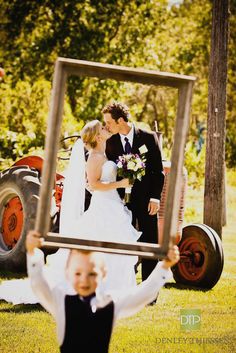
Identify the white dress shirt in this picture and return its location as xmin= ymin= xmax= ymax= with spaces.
xmin=27 ymin=249 xmax=172 ymax=346
xmin=119 ymin=124 xmax=135 ymax=151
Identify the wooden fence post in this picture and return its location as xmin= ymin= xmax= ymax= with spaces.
xmin=204 ymin=0 xmax=229 ymax=238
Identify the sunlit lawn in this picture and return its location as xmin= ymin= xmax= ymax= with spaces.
xmin=0 ymin=173 xmax=236 ymax=353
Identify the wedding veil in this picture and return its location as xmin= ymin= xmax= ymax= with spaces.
xmin=44 ymin=138 xmax=86 ymax=283
xmin=59 ymin=137 xmax=86 ymax=236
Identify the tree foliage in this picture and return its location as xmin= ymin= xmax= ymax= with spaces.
xmin=0 ymin=0 xmax=235 ymax=174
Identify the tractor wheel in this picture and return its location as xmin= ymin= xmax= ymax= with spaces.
xmin=172 ymin=223 xmax=224 ymax=290
xmin=203 ymin=223 xmax=224 ymax=276
xmin=0 ymin=166 xmax=41 ymax=272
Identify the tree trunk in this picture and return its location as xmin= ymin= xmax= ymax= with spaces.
xmin=204 ymin=0 xmax=229 ymax=238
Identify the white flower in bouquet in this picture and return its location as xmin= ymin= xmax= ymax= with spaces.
xmin=127 ymin=161 xmax=136 ymax=170
xmin=117 ymin=161 xmax=123 ymax=168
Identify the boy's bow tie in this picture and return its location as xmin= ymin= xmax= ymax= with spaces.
xmin=81 ymin=293 xmax=96 ymax=305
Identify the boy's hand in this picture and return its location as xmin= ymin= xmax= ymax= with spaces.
xmin=162 ymin=245 xmax=180 ymax=269
xmin=26 ymin=230 xmax=43 ymax=255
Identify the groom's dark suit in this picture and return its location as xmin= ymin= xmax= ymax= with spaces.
xmin=106 ymin=126 xmax=164 ymax=282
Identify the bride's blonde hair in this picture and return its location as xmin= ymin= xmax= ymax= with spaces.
xmin=80 ymin=120 xmax=101 ymax=149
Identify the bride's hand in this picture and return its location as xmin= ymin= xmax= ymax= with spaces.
xmin=119 ymin=178 xmax=132 ymax=188
xmin=86 ymin=181 xmax=93 ymax=193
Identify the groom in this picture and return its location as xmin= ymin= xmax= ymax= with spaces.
xmin=102 ymin=102 xmax=164 ymax=298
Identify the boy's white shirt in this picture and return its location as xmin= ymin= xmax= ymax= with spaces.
xmin=27 ymin=249 xmax=173 ymax=346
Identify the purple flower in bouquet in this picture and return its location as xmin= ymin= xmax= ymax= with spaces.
xmin=116 ymin=152 xmax=146 ymax=203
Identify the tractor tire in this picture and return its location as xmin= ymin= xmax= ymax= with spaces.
xmin=203 ymin=224 xmax=224 ymax=277
xmin=0 ymin=166 xmax=41 ymax=272
xmin=172 ymin=223 xmax=224 ymax=290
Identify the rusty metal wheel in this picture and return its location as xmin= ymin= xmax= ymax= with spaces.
xmin=172 ymin=224 xmax=224 ymax=289
xmin=0 ymin=166 xmax=41 ymax=272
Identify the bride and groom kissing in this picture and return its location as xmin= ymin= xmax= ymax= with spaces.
xmin=65 ymin=100 xmax=165 ymax=298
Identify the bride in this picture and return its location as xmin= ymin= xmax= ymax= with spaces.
xmin=0 ymin=120 xmax=141 ymax=304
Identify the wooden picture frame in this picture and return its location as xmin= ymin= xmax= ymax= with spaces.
xmin=35 ymin=58 xmax=195 ymax=259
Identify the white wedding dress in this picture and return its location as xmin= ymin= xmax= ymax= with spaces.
xmin=69 ymin=160 xmax=141 ymax=294
xmin=0 ymin=142 xmax=141 ymax=305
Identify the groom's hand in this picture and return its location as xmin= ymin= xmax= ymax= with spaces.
xmin=148 ymin=200 xmax=160 ymax=215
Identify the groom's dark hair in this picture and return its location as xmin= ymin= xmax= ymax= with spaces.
xmin=102 ymin=101 xmax=130 ymax=122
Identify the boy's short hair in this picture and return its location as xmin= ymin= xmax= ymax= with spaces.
xmin=66 ymin=249 xmax=106 ymax=270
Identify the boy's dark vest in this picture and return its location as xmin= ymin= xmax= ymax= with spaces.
xmin=60 ymin=295 xmax=114 ymax=353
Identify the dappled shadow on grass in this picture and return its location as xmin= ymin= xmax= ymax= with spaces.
xmin=0 ymin=301 xmax=46 ymax=313
xmin=164 ymin=282 xmax=210 ymax=292
xmin=0 ymin=271 xmax=26 ymax=280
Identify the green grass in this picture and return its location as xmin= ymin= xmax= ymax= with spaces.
xmin=1 ymin=174 xmax=236 ymax=353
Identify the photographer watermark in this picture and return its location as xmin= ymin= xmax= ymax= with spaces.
xmin=180 ymin=309 xmax=201 ymax=331
xmin=154 ymin=337 xmax=231 ymax=345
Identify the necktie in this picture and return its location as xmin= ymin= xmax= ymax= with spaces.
xmin=124 ymin=137 xmax=132 ymax=154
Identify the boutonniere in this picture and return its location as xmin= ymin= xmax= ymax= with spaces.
xmin=139 ymin=144 xmax=148 ymax=154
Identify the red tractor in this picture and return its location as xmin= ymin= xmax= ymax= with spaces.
xmin=0 ymin=137 xmax=224 ymax=290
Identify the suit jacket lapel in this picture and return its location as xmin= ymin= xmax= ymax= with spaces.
xmin=109 ymin=127 xmax=142 ymax=157
xmin=132 ymin=126 xmax=141 ymax=154
xmin=113 ymin=134 xmax=124 ymax=156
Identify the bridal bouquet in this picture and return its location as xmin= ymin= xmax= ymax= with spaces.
xmin=116 ymin=150 xmax=146 ymax=203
